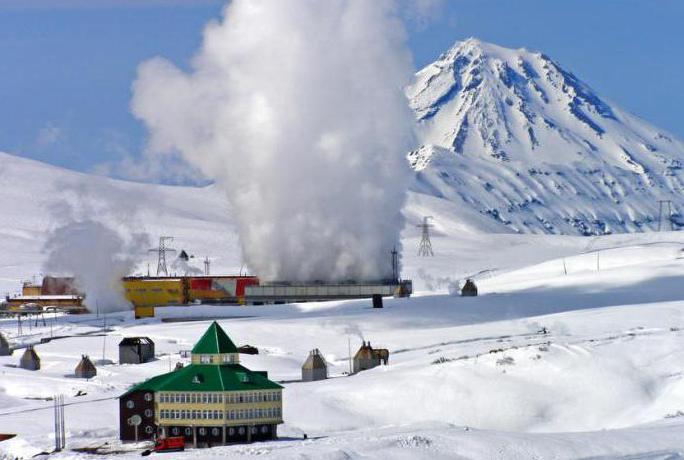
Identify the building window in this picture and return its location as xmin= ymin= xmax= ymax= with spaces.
xmin=229 ymin=410 xmax=235 ymax=420
xmin=126 ymin=400 xmax=134 ymax=409
xmin=200 ymin=355 xmax=211 ymax=364
xmin=144 ymin=393 xmax=153 ymax=402
xmin=190 ymin=393 xmax=196 ymax=404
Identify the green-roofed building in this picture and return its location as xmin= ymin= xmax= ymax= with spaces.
xmin=119 ymin=321 xmax=283 ymax=447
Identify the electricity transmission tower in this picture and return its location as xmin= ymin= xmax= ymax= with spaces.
xmin=417 ymin=216 xmax=435 ymax=257
xmin=149 ymin=236 xmax=176 ymax=276
xmin=658 ymin=200 xmax=674 ymax=232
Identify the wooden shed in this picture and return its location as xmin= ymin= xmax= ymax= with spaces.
xmin=119 ymin=337 xmax=155 ymax=364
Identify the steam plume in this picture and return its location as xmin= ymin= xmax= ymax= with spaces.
xmin=43 ymin=220 xmax=149 ymax=313
xmin=132 ymin=0 xmax=416 ymax=282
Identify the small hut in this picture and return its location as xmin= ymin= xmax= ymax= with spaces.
xmin=75 ymin=355 xmax=97 ymax=379
xmin=20 ymin=346 xmax=40 ymax=371
xmin=302 ymin=349 xmax=327 ymax=381
xmin=353 ymin=341 xmax=389 ymax=374
xmin=461 ymin=279 xmax=478 ymax=297
xmin=0 ymin=332 xmax=11 ymax=356
xmin=118 ymin=337 xmax=155 ymax=364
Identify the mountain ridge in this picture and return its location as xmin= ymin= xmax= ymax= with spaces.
xmin=407 ymin=38 xmax=684 ymax=235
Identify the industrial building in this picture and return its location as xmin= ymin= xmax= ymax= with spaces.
xmin=244 ymin=280 xmax=412 ymax=305
xmin=119 ymin=322 xmax=283 ymax=446
xmin=125 ymin=276 xmax=259 ymax=318
xmin=301 ymin=349 xmax=327 ymax=381
xmin=119 ymin=337 xmax=155 ymax=364
xmin=353 ymin=341 xmax=389 ymax=374
xmin=3 ymin=277 xmax=85 ymax=313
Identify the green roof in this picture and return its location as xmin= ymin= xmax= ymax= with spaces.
xmin=124 ymin=363 xmax=283 ymax=395
xmin=191 ymin=321 xmax=238 ymax=355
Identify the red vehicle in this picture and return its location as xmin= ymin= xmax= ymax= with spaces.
xmin=142 ymin=436 xmax=185 ymax=456
xmin=155 ymin=436 xmax=185 ymax=453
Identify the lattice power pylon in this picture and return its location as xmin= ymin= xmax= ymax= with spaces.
xmin=658 ymin=200 xmax=674 ymax=232
xmin=149 ymin=236 xmax=176 ymax=276
xmin=417 ymin=216 xmax=435 ymax=257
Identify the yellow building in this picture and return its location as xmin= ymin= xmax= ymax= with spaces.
xmin=119 ymin=322 xmax=283 ymax=446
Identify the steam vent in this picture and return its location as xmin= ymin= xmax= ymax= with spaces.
xmin=119 ymin=322 xmax=283 ymax=447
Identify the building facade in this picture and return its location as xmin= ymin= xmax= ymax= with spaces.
xmin=120 ymin=322 xmax=283 ymax=447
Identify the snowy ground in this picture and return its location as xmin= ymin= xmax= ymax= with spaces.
xmin=2 ymin=153 xmax=684 ymax=459
xmin=2 ymin=233 xmax=684 ymax=459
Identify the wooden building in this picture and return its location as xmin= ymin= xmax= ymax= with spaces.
xmin=119 ymin=322 xmax=283 ymax=447
xmin=353 ymin=341 xmax=389 ymax=374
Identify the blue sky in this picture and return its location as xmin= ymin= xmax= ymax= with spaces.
xmin=1 ymin=0 xmax=683 ymax=182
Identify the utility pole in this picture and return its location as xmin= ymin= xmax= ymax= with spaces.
xmin=148 ymin=236 xmax=177 ymax=277
xmin=53 ymin=394 xmax=65 ymax=451
xmin=204 ymin=257 xmax=211 ymax=276
xmin=658 ymin=200 xmax=674 ymax=232
xmin=417 ymin=216 xmax=435 ymax=257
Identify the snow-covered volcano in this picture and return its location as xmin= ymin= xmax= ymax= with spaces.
xmin=407 ymin=39 xmax=684 ymax=235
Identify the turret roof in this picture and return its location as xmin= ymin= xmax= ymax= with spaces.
xmin=191 ymin=321 xmax=238 ymax=355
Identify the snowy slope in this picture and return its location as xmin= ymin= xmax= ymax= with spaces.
xmin=2 ymin=237 xmax=684 ymax=459
xmin=407 ymin=39 xmax=684 ymax=235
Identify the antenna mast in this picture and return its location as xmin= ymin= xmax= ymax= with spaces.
xmin=417 ymin=216 xmax=435 ymax=257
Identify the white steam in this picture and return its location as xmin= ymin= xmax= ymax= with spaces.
xmin=43 ymin=220 xmax=149 ymax=313
xmin=132 ymin=0 xmax=416 ymax=282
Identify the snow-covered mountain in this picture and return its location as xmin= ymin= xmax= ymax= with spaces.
xmin=407 ymin=38 xmax=684 ymax=235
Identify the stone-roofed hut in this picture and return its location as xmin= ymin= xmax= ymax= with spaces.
xmin=20 ymin=345 xmax=40 ymax=371
xmin=119 ymin=337 xmax=155 ymax=364
xmin=75 ymin=355 xmax=97 ymax=379
xmin=301 ymin=349 xmax=327 ymax=381
xmin=119 ymin=321 xmax=283 ymax=447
